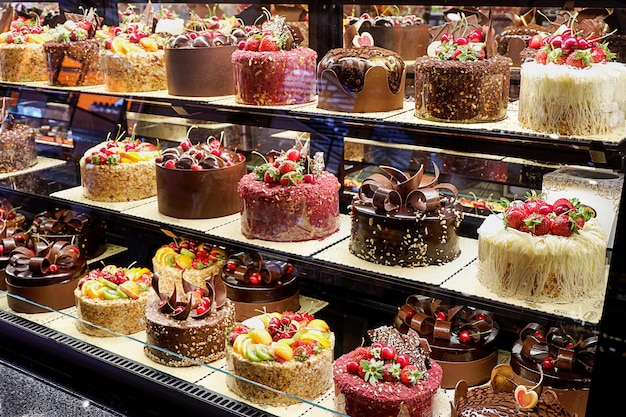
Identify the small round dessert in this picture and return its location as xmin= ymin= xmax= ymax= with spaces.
xmin=6 ymin=241 xmax=88 ymax=313
xmin=349 ymin=163 xmax=462 ymax=267
xmin=74 ymin=266 xmax=156 ymax=337
xmin=0 ymin=28 xmax=52 ymax=82
xmin=222 ymin=252 xmax=299 ymax=321
xmin=155 ymin=135 xmax=246 ymax=219
xmin=0 ymin=115 xmax=37 ymax=174
xmin=334 ymin=326 xmax=443 ymax=417
xmin=225 ymin=311 xmax=334 ymax=406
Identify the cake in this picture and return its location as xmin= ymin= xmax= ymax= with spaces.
xmin=510 ymin=323 xmax=596 ymax=417
xmin=225 ymin=311 xmax=334 ymax=405
xmin=238 ymin=140 xmax=341 ymax=242
xmin=155 ymin=134 xmax=246 ymax=219
xmin=414 ymin=15 xmax=511 ymax=122
xmin=74 ymin=265 xmax=156 ymax=336
xmin=0 ymin=198 xmax=26 ymax=236
xmin=231 ymin=15 xmax=317 ymax=105
xmin=0 ymin=112 xmax=37 ymax=174
xmin=5 ymin=240 xmax=88 ymax=313
xmin=477 ymin=195 xmax=608 ymax=302
xmin=0 ymin=23 xmax=52 ymax=82
xmin=334 ymin=326 xmax=443 ymax=417
xmin=43 ymin=10 xmax=104 ymax=87
xmin=165 ymin=20 xmax=250 ymax=97
xmin=518 ymin=26 xmax=626 ymax=136
xmin=0 ymin=229 xmax=29 ymax=291
xmin=80 ymin=132 xmax=159 ymax=202
xmin=495 ymin=9 xmax=546 ymax=66
xmin=452 ymin=364 xmax=573 ymax=417
xmin=394 ymin=295 xmax=499 ymax=388
xmin=30 ymin=208 xmax=107 ymax=259
xmin=349 ymin=163 xmax=462 ymax=267
xmin=145 ymin=238 xmax=234 ymax=366
xmin=222 ymin=251 xmax=299 ymax=321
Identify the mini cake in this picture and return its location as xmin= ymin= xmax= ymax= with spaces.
xmin=30 ymin=208 xmax=107 ymax=259
xmin=477 ymin=195 xmax=608 ymax=302
xmin=43 ymin=10 xmax=104 ymax=87
xmin=238 ymin=140 xmax=341 ymax=242
xmin=394 ymin=295 xmax=498 ymax=388
xmin=222 ymin=251 xmax=299 ymax=321
xmin=0 ymin=24 xmax=53 ymax=82
xmin=5 ymin=240 xmax=88 ymax=313
xmin=414 ymin=16 xmax=511 ymax=122
xmin=0 ymin=113 xmax=37 ymax=174
xmin=232 ymin=15 xmax=317 ymax=105
xmin=349 ymin=163 xmax=462 ymax=267
xmin=452 ymin=364 xmax=573 ymax=417
xmin=80 ymin=132 xmax=159 ymax=202
xmin=510 ymin=323 xmax=595 ymax=417
xmin=225 ymin=311 xmax=334 ymax=405
xmin=74 ymin=265 xmax=156 ymax=336
xmin=334 ymin=326 xmax=443 ymax=417
xmin=155 ymin=134 xmax=246 ymax=219
xmin=518 ymin=26 xmax=626 ymax=136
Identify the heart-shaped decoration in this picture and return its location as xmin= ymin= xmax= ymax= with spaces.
xmin=514 ymin=385 xmax=539 ymax=410
xmin=353 ymin=32 xmax=374 ymax=47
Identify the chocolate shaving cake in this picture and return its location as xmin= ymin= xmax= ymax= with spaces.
xmin=0 ymin=114 xmax=37 ymax=174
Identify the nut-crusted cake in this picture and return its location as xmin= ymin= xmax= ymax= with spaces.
xmin=0 ymin=21 xmax=52 ymax=82
xmin=0 ymin=114 xmax=37 ymax=174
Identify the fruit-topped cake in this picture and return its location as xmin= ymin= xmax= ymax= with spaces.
xmin=5 ymin=240 xmax=88 ymax=313
xmin=452 ymin=364 xmax=573 ymax=417
xmin=238 ymin=138 xmax=341 ymax=242
xmin=43 ymin=8 xmax=104 ymax=86
xmin=349 ymin=162 xmax=462 ymax=267
xmin=333 ymin=326 xmax=443 ymax=417
xmin=477 ymin=194 xmax=608 ymax=302
xmin=0 ymin=104 xmax=37 ymax=174
xmin=165 ymin=18 xmax=251 ymax=97
xmin=30 ymin=208 xmax=107 ymax=259
xmin=231 ymin=13 xmax=317 ymax=105
xmin=414 ymin=11 xmax=512 ymax=122
xmin=79 ymin=129 xmax=159 ymax=202
xmin=510 ymin=323 xmax=596 ymax=417
xmin=222 ymin=251 xmax=299 ymax=321
xmin=155 ymin=132 xmax=246 ymax=219
xmin=518 ymin=16 xmax=626 ymax=136
xmin=225 ymin=311 xmax=334 ymax=405
xmin=144 ymin=270 xmax=235 ymax=367
xmin=394 ymin=295 xmax=499 ymax=388
xmin=74 ymin=265 xmax=156 ymax=336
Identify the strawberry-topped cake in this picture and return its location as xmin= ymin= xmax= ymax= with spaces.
xmin=518 ymin=19 xmax=626 ymax=136
xmin=231 ymin=14 xmax=317 ymax=105
xmin=80 ymin=130 xmax=159 ymax=202
xmin=334 ymin=326 xmax=443 ymax=417
xmin=0 ymin=14 xmax=53 ymax=82
xmin=477 ymin=193 xmax=608 ymax=302
xmin=238 ymin=138 xmax=341 ymax=242
xmin=155 ymin=132 xmax=246 ymax=219
xmin=225 ymin=311 xmax=334 ymax=405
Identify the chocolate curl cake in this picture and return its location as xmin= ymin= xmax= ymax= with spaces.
xmin=223 ymin=252 xmax=294 ymax=285
xmin=152 ymin=272 xmax=224 ymax=321
xmin=0 ymin=229 xmax=29 ymax=290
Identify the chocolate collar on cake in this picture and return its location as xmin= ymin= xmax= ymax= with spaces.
xmin=152 ymin=272 xmax=226 ymax=320
xmin=358 ymin=163 xmax=458 ymax=214
xmin=8 ymin=240 xmax=84 ymax=285
xmin=223 ymin=252 xmax=294 ymax=285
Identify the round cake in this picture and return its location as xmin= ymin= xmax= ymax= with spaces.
xmin=5 ymin=241 xmax=88 ymax=313
xmin=334 ymin=326 xmax=443 ymax=417
xmin=0 ymin=114 xmax=37 ymax=174
xmin=317 ymin=45 xmax=406 ymax=113
xmin=394 ymin=295 xmax=499 ymax=388
xmin=225 ymin=311 xmax=334 ymax=406
xmin=349 ymin=163 xmax=462 ymax=267
xmin=238 ymin=141 xmax=341 ymax=242
xmin=0 ymin=27 xmax=52 ymax=82
xmin=414 ymin=23 xmax=511 ymax=122
xmin=155 ymin=135 xmax=246 ymax=219
xmin=74 ymin=265 xmax=156 ymax=337
xmin=80 ymin=135 xmax=159 ymax=202
xmin=477 ymin=196 xmax=608 ymax=302
xmin=232 ymin=16 xmax=317 ymax=105
xmin=495 ymin=8 xmax=545 ymax=67
xmin=222 ymin=251 xmax=299 ymax=321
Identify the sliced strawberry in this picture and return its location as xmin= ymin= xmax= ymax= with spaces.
xmin=258 ymin=35 xmax=279 ymax=52
xmin=244 ymin=36 xmax=261 ymax=51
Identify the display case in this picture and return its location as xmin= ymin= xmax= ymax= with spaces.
xmin=0 ymin=1 xmax=625 ymax=416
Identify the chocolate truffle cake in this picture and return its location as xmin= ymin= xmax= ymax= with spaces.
xmin=0 ymin=113 xmax=37 ymax=174
xmin=349 ymin=163 xmax=462 ymax=267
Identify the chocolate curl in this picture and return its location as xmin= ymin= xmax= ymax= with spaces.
xmin=260 ymin=260 xmax=291 ymax=284
xmin=223 ymin=252 xmax=290 ymax=284
xmin=211 ymin=272 xmax=227 ymax=308
xmin=9 ymin=246 xmax=41 ymax=276
xmin=47 ymin=241 xmax=80 ymax=268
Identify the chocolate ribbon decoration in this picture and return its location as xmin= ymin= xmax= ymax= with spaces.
xmin=519 ymin=323 xmax=597 ymax=373
xmin=395 ymin=294 xmax=494 ymax=343
xmin=223 ymin=252 xmax=293 ymax=284
xmin=33 ymin=209 xmax=93 ymax=235
xmin=358 ymin=163 xmax=458 ymax=213
xmin=9 ymin=241 xmax=79 ymax=277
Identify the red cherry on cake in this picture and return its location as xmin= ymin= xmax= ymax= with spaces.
xmin=285 ymin=149 xmax=301 ymax=162
xmin=49 ymin=264 xmax=59 ymax=273
xmin=249 ymin=272 xmax=261 ymax=285
xmin=435 ymin=311 xmax=447 ymax=321
xmin=533 ymin=331 xmax=545 ymax=341
xmin=474 ymin=313 xmax=487 ymax=321
xmin=380 ymin=345 xmax=396 ymax=361
xmin=303 ymin=174 xmax=315 ymax=184
xmin=395 ymin=353 xmax=410 ymax=368
xmin=455 ymin=36 xmax=468 ymax=45
xmin=459 ymin=329 xmax=472 ymax=343
xmin=346 ymin=360 xmax=359 ymax=374
xmin=542 ymin=357 xmax=555 ymax=370
xmin=164 ymin=159 xmax=176 ymax=169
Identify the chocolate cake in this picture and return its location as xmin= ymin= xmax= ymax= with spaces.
xmin=5 ymin=241 xmax=88 ymax=313
xmin=0 ymin=198 xmax=26 ymax=236
xmin=0 ymin=229 xmax=28 ymax=291
xmin=222 ymin=252 xmax=299 ymax=321
xmin=0 ymin=114 xmax=37 ymax=174
xmin=349 ymin=163 xmax=462 ymax=267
